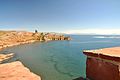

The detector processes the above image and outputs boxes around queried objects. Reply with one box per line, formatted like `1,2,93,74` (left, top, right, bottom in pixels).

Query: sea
1,35,120,80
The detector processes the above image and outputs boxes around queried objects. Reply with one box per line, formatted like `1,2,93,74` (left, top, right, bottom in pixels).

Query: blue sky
0,0,120,34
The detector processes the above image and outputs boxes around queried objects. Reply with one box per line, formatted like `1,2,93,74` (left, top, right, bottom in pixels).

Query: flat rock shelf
0,61,41,80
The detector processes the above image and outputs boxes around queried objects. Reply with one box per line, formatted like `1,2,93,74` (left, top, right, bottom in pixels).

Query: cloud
65,29,120,35
0,27,30,31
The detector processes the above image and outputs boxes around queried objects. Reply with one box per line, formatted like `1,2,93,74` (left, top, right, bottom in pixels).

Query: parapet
83,47,120,80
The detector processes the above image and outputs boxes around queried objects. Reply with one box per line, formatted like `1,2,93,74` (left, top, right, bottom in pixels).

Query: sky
0,0,120,34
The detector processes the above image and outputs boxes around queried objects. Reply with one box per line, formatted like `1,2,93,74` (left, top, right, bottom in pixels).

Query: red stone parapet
83,47,120,80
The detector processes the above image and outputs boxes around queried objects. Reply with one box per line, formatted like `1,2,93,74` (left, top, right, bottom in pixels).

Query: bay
1,35,120,80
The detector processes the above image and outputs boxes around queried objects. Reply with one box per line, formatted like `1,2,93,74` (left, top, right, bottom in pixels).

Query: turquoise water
1,35,120,80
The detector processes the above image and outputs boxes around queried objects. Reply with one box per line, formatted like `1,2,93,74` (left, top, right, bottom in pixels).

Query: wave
93,36,120,39
70,41,110,44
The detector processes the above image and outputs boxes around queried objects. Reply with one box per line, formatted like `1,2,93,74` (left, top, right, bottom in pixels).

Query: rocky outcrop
43,33,71,41
83,47,120,80
0,31,71,50
0,53,14,63
0,61,41,80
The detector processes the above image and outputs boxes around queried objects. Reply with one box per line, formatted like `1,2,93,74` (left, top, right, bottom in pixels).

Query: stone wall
83,47,120,80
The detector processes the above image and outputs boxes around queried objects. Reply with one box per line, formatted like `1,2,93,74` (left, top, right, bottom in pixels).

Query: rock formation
0,61,41,80
0,31,71,50
83,47,120,80
0,53,14,63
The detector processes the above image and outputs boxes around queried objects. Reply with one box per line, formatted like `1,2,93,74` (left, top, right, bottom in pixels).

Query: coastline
0,39,41,80
0,31,71,80
0,40,37,51
0,31,41,80
0,31,71,51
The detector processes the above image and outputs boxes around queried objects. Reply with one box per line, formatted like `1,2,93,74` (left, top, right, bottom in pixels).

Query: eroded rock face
0,53,14,63
0,61,41,80
83,47,120,80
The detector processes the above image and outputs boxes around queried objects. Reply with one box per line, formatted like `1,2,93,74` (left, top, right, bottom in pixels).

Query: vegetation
35,30,38,33
0,31,16,36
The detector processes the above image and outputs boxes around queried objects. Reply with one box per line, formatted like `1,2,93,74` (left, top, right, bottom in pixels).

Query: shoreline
0,40,38,63
0,42,42,80
0,31,71,80
0,31,71,51
0,39,41,80
0,40,37,51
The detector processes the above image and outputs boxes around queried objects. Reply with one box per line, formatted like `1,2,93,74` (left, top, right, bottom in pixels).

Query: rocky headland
0,30,71,80
0,31,71,50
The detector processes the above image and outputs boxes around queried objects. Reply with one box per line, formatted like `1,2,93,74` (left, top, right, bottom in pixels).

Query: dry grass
0,31,15,36
0,31,7,36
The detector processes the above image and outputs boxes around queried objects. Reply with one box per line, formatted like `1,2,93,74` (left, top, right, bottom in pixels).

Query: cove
1,35,120,80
